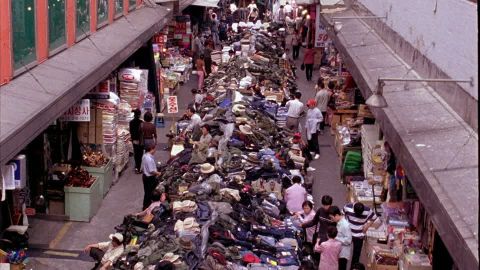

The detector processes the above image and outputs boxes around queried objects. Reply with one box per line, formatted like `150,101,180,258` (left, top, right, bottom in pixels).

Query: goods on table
65,167,96,188
81,148,109,167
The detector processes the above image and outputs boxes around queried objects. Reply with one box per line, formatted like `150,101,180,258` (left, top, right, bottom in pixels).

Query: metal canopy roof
0,6,172,166
319,8,478,270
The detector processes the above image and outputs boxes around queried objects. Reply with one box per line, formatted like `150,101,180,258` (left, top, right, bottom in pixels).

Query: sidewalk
26,48,346,269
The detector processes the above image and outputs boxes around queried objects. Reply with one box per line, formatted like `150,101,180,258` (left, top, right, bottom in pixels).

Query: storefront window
97,0,108,26
129,0,136,9
76,0,90,38
115,0,124,15
11,0,36,70
48,0,66,51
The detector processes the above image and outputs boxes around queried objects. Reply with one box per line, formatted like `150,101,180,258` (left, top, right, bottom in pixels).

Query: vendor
84,233,125,270
189,125,213,164
191,88,204,110
283,175,307,214
183,107,202,140
134,192,169,220
286,92,304,132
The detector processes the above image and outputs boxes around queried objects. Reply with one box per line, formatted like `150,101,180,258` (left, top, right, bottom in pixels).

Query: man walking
286,92,304,132
344,202,380,267
315,79,332,133
141,144,161,210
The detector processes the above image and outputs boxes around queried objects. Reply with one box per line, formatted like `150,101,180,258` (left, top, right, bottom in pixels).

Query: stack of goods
81,148,109,167
95,101,118,160
106,28,314,270
350,180,383,208
115,128,130,173
65,167,96,188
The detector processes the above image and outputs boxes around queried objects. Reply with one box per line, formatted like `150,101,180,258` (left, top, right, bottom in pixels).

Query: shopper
210,13,220,48
315,79,332,133
204,43,213,76
191,88,203,110
284,175,308,214
303,44,316,81
305,99,322,159
129,109,144,174
285,92,304,132
140,112,157,149
302,195,334,242
314,226,342,270
329,206,352,270
292,30,300,60
196,54,206,89
141,144,161,210
276,5,286,24
84,233,125,270
294,200,316,245
344,202,380,267
284,2,293,17
192,34,204,69
219,16,228,42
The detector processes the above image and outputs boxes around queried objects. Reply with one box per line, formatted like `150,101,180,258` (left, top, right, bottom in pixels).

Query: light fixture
366,76,474,109
302,9,308,15
330,15,387,35
366,80,387,108
306,14,311,20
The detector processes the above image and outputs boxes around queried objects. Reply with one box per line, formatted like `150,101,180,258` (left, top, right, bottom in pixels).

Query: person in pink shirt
315,226,342,270
294,200,317,244
284,176,308,213
303,44,316,81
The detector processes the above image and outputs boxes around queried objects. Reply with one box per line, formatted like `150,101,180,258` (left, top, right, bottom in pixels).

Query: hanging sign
314,5,330,48
167,96,179,114
84,80,111,99
61,99,91,121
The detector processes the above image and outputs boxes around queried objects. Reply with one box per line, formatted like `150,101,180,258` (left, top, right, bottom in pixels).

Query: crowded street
0,1,477,270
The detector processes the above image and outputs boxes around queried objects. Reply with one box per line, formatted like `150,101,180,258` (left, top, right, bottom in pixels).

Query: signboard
61,99,91,121
167,96,178,114
84,80,111,99
314,5,330,48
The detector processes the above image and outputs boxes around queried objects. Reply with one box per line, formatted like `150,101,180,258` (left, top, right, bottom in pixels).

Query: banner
167,96,179,114
314,5,330,48
61,99,91,122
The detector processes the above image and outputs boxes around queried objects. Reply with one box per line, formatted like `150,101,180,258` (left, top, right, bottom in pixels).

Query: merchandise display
65,167,96,188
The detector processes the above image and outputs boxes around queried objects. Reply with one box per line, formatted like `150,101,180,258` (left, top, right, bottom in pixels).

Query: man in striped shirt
343,202,381,267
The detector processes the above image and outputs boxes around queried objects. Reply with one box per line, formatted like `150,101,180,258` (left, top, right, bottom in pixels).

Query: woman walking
303,44,316,81
140,112,157,149
305,99,322,159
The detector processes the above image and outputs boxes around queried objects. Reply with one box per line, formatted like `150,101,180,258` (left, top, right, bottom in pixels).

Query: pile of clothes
110,29,314,270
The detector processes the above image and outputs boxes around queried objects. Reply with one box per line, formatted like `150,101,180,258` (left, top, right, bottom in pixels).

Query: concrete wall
357,0,477,99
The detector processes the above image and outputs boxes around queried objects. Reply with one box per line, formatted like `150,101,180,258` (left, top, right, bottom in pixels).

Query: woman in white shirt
305,99,323,159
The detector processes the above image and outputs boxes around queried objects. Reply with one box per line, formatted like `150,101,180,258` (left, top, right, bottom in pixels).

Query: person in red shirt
303,44,316,81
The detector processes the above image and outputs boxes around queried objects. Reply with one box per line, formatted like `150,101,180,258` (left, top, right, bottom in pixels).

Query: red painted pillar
0,0,13,85
36,0,49,63
90,0,98,32
66,0,76,46
108,0,114,23
124,0,129,15
136,0,142,6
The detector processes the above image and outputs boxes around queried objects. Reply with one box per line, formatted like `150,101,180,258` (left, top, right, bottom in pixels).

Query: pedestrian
141,144,161,210
219,15,228,42
140,112,157,149
284,1,293,17
305,99,322,160
294,200,316,246
343,202,380,267
285,91,304,132
292,30,300,60
192,34,204,69
284,175,307,214
328,206,352,270
129,109,143,174
276,5,286,24
314,226,342,270
196,54,206,89
84,233,125,270
210,13,220,47
191,88,203,110
204,43,213,76
315,79,332,133
303,44,316,81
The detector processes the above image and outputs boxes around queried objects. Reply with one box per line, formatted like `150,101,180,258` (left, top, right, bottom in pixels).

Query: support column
90,0,98,32
66,0,76,46
0,0,13,85
36,0,49,62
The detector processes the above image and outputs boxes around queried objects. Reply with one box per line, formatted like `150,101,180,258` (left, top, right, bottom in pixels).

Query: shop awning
0,6,173,166
318,8,478,270
190,0,219,7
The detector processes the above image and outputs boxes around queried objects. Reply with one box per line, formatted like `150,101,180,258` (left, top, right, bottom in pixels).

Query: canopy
191,0,219,7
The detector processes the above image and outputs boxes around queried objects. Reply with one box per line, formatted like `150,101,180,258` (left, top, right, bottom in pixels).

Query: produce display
65,167,96,188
